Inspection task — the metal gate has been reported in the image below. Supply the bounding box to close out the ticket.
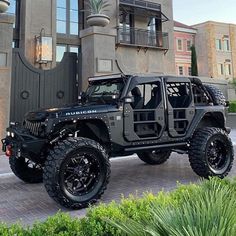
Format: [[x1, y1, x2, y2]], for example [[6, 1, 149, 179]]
[[10, 49, 78, 122]]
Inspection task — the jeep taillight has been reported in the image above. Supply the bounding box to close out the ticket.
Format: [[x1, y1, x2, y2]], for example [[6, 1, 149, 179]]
[[6, 145, 12, 157]]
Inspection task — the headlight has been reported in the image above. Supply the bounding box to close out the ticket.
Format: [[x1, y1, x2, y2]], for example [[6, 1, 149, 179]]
[[11, 132, 15, 138], [7, 131, 11, 136]]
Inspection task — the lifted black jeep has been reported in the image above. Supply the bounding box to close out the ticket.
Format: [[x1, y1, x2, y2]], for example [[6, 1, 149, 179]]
[[2, 74, 234, 209]]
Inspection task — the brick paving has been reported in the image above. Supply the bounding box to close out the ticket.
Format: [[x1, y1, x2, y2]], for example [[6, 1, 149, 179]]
[[0, 130, 235, 225]]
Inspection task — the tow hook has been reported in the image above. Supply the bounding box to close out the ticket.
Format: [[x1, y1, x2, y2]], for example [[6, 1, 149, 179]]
[[5, 145, 12, 157]]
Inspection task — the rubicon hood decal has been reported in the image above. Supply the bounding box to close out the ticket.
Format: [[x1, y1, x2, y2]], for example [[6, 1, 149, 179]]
[[65, 110, 97, 116]]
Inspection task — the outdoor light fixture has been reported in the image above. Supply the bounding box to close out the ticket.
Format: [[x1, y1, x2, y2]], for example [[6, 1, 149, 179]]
[[35, 28, 53, 64], [0, 0, 10, 13]]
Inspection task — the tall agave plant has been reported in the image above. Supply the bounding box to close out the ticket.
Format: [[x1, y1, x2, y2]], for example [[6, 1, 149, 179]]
[[87, 0, 110, 15], [86, 0, 111, 27]]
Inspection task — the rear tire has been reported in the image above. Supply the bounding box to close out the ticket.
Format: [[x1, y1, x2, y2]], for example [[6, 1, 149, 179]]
[[189, 127, 234, 178], [9, 155, 43, 183], [138, 150, 171, 165], [43, 137, 110, 209]]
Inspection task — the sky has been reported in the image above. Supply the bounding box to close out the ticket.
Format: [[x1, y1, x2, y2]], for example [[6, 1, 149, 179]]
[[173, 0, 236, 26]]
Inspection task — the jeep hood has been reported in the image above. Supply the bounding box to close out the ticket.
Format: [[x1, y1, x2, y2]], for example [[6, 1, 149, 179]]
[[25, 103, 119, 122]]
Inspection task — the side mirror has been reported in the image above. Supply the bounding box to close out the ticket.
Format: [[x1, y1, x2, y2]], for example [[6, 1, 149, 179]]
[[124, 96, 134, 104]]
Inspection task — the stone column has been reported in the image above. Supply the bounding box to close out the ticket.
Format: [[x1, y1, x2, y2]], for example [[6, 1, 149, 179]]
[[0, 14, 14, 139], [80, 27, 118, 91]]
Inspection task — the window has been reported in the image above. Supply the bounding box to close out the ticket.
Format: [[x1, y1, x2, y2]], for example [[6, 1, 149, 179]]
[[56, 45, 67, 62], [178, 66, 184, 75], [177, 39, 183, 51], [218, 63, 224, 75], [147, 17, 162, 47], [224, 39, 230, 51], [57, 0, 66, 34], [6, 0, 20, 47], [225, 64, 232, 76], [56, 45, 79, 62], [216, 39, 222, 51], [186, 40, 192, 51], [188, 67, 192, 76], [56, 0, 79, 35], [69, 46, 79, 54], [148, 18, 157, 46], [119, 10, 133, 43]]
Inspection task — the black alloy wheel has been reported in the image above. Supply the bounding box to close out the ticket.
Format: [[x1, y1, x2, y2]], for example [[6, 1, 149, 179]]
[[189, 127, 234, 178], [43, 137, 110, 209], [206, 138, 231, 175], [61, 149, 103, 198]]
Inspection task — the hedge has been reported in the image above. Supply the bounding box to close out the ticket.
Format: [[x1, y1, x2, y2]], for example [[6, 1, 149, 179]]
[[229, 101, 236, 113], [1, 178, 236, 236]]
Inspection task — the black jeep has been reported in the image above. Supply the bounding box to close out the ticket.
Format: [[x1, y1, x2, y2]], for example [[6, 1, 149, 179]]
[[2, 74, 234, 209]]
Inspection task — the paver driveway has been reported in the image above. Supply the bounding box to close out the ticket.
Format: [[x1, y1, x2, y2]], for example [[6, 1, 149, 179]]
[[0, 130, 235, 225]]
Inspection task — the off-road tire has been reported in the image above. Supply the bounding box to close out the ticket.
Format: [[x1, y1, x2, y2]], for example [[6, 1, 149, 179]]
[[189, 127, 234, 178], [9, 156, 43, 183], [43, 137, 110, 209], [204, 84, 226, 106], [138, 151, 171, 165]]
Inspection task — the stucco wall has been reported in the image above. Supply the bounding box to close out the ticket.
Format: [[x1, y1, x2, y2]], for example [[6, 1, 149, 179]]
[[112, 0, 175, 75], [19, 0, 57, 69], [0, 14, 14, 139]]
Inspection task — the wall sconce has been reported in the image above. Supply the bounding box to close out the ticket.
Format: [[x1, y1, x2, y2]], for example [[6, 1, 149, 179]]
[[35, 28, 53, 64]]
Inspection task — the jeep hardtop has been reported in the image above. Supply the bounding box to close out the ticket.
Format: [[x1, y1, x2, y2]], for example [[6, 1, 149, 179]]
[[2, 74, 234, 209]]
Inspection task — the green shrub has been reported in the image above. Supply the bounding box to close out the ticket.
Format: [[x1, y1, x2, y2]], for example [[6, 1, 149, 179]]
[[0, 223, 27, 236], [1, 178, 236, 236], [229, 101, 236, 113], [108, 178, 236, 236], [30, 212, 81, 236]]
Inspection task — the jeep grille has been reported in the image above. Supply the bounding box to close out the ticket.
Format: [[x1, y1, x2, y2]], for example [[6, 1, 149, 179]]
[[23, 120, 44, 137]]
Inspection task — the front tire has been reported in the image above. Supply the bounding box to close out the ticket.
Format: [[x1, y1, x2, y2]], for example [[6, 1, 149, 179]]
[[189, 128, 234, 178], [9, 155, 43, 183], [43, 137, 110, 209], [138, 150, 171, 165]]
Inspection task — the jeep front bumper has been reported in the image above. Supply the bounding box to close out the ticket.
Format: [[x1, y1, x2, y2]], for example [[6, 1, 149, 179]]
[[1, 124, 46, 162]]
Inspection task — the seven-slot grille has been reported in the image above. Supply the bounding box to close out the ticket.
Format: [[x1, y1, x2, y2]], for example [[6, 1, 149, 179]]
[[24, 120, 42, 137]]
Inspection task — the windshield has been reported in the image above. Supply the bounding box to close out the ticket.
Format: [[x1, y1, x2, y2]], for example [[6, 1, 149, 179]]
[[86, 79, 125, 104]]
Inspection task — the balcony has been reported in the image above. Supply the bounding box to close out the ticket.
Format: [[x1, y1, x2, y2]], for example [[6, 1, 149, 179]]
[[117, 27, 169, 50]]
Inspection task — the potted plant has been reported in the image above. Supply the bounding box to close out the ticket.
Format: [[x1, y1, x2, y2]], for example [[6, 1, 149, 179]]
[[86, 0, 110, 27], [0, 0, 10, 13]]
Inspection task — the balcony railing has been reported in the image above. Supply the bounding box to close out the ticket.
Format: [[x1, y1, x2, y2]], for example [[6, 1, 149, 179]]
[[117, 27, 169, 50]]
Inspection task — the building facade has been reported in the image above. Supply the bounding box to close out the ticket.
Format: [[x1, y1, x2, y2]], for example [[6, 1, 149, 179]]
[[193, 21, 236, 80], [6, 0, 175, 76], [174, 21, 197, 76]]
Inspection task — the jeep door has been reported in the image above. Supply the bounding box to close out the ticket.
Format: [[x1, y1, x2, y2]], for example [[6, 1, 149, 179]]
[[123, 77, 165, 142], [165, 77, 195, 137]]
